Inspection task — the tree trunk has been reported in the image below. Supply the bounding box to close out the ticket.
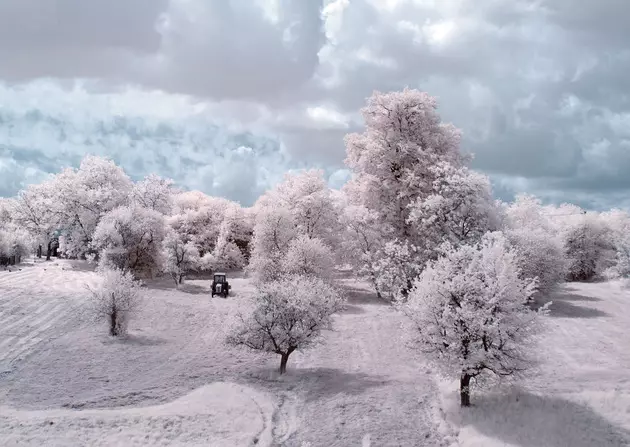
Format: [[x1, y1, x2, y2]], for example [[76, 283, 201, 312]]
[[178, 274, 184, 285], [37, 245, 42, 258], [279, 352, 290, 374], [110, 309, 118, 336], [46, 241, 52, 261], [460, 373, 472, 407]]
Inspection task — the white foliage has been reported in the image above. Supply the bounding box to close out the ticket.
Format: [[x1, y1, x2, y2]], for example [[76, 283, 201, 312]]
[[408, 162, 499, 261], [88, 269, 142, 337], [282, 235, 334, 281], [92, 205, 165, 276], [373, 240, 422, 301], [400, 231, 542, 406], [9, 182, 60, 259], [247, 206, 297, 283], [227, 274, 345, 373], [563, 214, 614, 281], [132, 173, 176, 215], [344, 88, 465, 242], [338, 203, 382, 281], [256, 169, 339, 244], [162, 230, 200, 285], [54, 156, 133, 258], [0, 225, 32, 261], [504, 195, 567, 295]]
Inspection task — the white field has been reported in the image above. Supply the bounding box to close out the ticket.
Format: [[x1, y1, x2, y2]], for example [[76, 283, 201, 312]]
[[0, 259, 629, 446]]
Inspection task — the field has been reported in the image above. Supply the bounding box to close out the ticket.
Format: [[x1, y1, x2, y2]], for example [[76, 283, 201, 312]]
[[0, 259, 629, 446]]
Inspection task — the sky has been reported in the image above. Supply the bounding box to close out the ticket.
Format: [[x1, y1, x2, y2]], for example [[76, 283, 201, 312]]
[[0, 0, 629, 209]]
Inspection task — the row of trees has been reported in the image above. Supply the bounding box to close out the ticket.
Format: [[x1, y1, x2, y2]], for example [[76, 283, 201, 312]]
[[0, 159, 253, 283]]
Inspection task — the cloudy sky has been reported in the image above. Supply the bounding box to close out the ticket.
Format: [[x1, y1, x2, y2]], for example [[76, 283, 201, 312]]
[[0, 0, 628, 209]]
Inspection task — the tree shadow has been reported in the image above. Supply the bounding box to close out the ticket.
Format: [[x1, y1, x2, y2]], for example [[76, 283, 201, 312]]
[[464, 390, 630, 447], [344, 287, 390, 306], [62, 260, 97, 272], [143, 278, 209, 295], [340, 304, 366, 314], [246, 367, 387, 402], [178, 283, 210, 295], [102, 334, 168, 346], [532, 291, 608, 318], [551, 291, 602, 302], [298, 368, 388, 402]]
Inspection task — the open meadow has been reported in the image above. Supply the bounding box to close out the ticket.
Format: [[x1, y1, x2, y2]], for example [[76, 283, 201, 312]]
[[0, 258, 628, 446]]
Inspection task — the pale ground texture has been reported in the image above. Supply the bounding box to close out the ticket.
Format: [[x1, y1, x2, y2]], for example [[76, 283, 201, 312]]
[[1, 260, 629, 446], [438, 281, 630, 447], [0, 260, 445, 446]]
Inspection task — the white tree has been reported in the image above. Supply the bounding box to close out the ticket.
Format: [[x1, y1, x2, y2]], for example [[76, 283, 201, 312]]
[[563, 214, 613, 281], [256, 169, 340, 244], [503, 195, 567, 296], [227, 275, 345, 374], [132, 173, 176, 215], [408, 162, 499, 267], [53, 155, 133, 258], [0, 226, 32, 266], [88, 269, 142, 337], [92, 205, 165, 277], [338, 202, 384, 297], [281, 235, 335, 281], [400, 232, 542, 407], [343, 89, 477, 295], [247, 206, 297, 283], [201, 203, 248, 271], [10, 182, 60, 260], [162, 230, 200, 286], [169, 191, 248, 263], [344, 89, 464, 243], [372, 240, 422, 301]]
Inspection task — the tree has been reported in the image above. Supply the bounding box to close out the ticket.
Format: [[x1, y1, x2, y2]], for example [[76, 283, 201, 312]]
[[227, 275, 345, 374], [92, 205, 165, 277], [247, 206, 297, 283], [88, 269, 142, 336], [343, 89, 469, 295], [563, 215, 612, 281], [338, 202, 384, 297], [131, 173, 176, 215], [256, 169, 339, 244], [162, 230, 199, 286], [400, 232, 542, 407], [503, 195, 567, 296], [53, 155, 133, 258], [281, 235, 335, 281], [344, 89, 464, 243], [408, 162, 499, 263], [200, 203, 248, 271], [10, 182, 60, 260]]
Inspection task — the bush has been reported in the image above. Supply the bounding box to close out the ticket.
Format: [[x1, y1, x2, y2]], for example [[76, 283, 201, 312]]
[[89, 269, 142, 337]]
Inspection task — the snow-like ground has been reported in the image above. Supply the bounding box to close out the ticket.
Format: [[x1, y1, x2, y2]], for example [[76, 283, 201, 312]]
[[443, 281, 630, 447], [1, 260, 629, 446]]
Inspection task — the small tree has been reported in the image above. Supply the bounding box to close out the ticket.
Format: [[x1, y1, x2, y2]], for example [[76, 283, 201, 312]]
[[89, 269, 142, 337], [400, 232, 542, 407], [227, 275, 345, 374], [162, 230, 199, 286]]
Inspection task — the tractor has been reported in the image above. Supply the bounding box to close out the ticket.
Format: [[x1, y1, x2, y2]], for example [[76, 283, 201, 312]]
[[211, 272, 231, 298]]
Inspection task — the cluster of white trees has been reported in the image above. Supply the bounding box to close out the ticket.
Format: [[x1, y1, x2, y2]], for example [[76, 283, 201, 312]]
[[1, 156, 253, 282], [4, 88, 630, 404]]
